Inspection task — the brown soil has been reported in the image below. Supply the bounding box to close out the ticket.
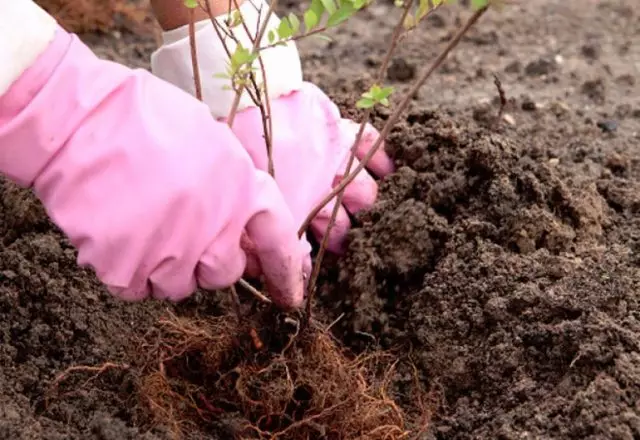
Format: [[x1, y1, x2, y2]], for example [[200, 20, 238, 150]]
[[3, 0, 639, 439]]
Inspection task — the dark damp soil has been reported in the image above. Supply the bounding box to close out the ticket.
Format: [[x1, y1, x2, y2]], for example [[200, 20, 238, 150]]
[[2, 0, 639, 439]]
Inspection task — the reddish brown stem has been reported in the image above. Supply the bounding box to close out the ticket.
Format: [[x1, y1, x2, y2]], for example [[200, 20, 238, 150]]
[[230, 0, 275, 176], [299, 5, 489, 240], [304, 0, 417, 317], [188, 7, 203, 101], [227, 0, 278, 126]]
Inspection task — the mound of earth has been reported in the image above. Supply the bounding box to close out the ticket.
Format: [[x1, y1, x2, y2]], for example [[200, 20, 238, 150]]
[[1, 0, 639, 439], [317, 101, 640, 439]]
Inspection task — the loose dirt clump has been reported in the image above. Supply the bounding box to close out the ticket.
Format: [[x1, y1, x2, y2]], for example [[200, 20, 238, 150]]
[[316, 103, 640, 438], [134, 310, 430, 439], [2, 1, 640, 439]]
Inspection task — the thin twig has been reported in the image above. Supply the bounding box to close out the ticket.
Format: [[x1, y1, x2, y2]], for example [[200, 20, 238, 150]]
[[201, 2, 262, 108], [229, 285, 243, 321], [304, 0, 416, 314], [227, 0, 279, 126], [493, 72, 506, 123], [231, 0, 275, 176], [299, 5, 490, 238], [199, 0, 273, 303], [238, 278, 272, 303], [188, 7, 203, 101], [206, 0, 275, 176], [258, 26, 328, 51], [325, 312, 345, 332]]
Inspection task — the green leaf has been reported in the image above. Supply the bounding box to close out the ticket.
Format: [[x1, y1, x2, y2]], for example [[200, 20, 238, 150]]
[[230, 45, 256, 71], [308, 0, 326, 22], [319, 0, 337, 15], [288, 13, 301, 34], [471, 0, 489, 9], [403, 14, 415, 29], [327, 2, 356, 27], [372, 85, 394, 100], [356, 97, 376, 109], [277, 18, 294, 39], [229, 9, 243, 27], [303, 9, 319, 30], [416, 0, 430, 21], [183, 0, 198, 8], [268, 29, 277, 44], [357, 85, 394, 109], [313, 34, 333, 43]]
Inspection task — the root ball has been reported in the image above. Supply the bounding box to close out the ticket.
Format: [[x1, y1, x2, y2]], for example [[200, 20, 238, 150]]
[[136, 311, 429, 439]]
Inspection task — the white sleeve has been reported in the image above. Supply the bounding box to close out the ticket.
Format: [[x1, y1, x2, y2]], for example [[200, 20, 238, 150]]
[[0, 1, 58, 96], [150, 0, 303, 119]]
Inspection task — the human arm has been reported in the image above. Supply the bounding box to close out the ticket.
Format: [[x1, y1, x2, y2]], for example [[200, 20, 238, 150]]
[[0, 1, 308, 308], [150, 0, 395, 253]]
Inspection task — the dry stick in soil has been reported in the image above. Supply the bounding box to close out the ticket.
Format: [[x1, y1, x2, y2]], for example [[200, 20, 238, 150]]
[[299, 4, 490, 252], [304, 0, 421, 321], [493, 72, 507, 126]]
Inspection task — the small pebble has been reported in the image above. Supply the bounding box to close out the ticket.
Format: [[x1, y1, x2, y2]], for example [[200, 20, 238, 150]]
[[597, 120, 618, 133], [502, 114, 516, 125], [525, 57, 555, 76], [581, 43, 601, 60], [554, 54, 564, 65]]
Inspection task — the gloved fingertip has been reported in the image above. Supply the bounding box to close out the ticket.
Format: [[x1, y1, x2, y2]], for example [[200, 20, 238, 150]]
[[339, 119, 395, 178], [310, 203, 351, 255], [334, 160, 379, 215], [265, 274, 305, 309], [358, 125, 395, 178], [245, 210, 307, 310]]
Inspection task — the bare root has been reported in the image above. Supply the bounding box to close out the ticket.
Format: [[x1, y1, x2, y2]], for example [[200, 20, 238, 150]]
[[136, 310, 431, 439]]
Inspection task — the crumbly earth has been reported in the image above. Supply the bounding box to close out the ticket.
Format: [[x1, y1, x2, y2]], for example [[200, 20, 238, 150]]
[[2, 0, 639, 438]]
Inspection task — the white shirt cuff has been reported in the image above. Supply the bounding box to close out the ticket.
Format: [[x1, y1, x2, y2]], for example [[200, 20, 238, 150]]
[[150, 0, 303, 119], [0, 1, 58, 97]]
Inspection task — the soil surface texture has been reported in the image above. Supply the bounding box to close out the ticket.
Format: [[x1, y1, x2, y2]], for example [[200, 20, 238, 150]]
[[2, 0, 639, 439]]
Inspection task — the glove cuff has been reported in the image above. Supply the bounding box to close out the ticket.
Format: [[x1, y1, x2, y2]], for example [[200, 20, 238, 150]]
[[0, 1, 58, 97], [150, 0, 303, 119]]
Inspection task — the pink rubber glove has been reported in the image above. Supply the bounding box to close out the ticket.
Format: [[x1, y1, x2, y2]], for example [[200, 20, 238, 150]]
[[0, 2, 307, 308], [151, 0, 395, 254]]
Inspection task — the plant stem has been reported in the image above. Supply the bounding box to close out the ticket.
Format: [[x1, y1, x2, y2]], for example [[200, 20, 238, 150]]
[[227, 0, 278, 127], [304, 0, 416, 319], [299, 5, 489, 238], [231, 0, 275, 177], [188, 7, 203, 101], [202, 1, 275, 176], [257, 26, 328, 51]]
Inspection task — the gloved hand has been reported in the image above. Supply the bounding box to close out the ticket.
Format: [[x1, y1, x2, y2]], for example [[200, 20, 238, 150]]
[[0, 1, 307, 308], [150, 0, 395, 254]]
